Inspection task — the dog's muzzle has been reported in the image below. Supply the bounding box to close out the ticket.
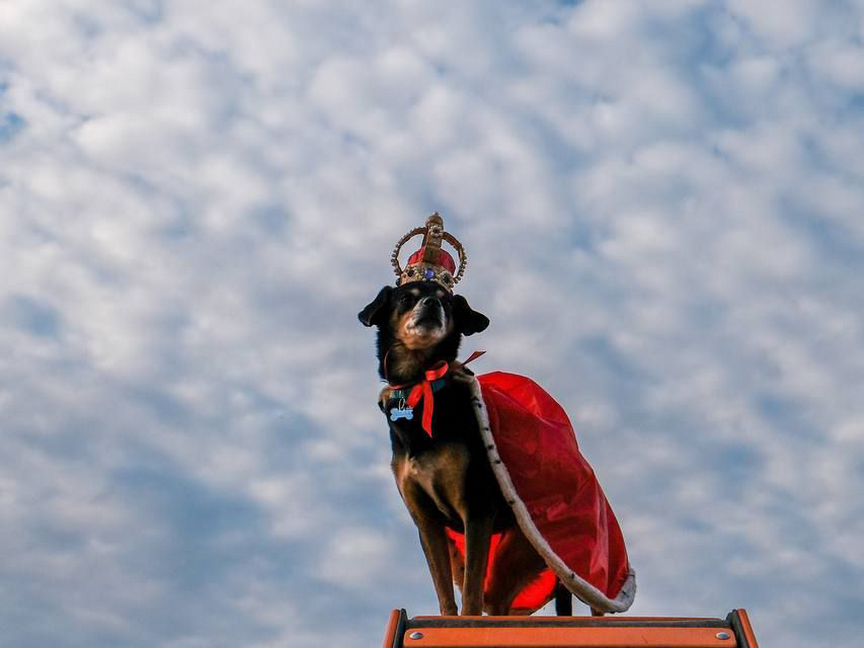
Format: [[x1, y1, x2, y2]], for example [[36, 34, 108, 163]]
[[412, 297, 445, 330]]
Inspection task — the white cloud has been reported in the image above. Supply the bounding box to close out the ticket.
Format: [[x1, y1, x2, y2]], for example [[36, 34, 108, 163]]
[[726, 0, 823, 49], [2, 0, 864, 646]]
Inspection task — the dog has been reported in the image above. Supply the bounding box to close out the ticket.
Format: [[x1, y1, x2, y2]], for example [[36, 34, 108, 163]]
[[359, 280, 550, 616]]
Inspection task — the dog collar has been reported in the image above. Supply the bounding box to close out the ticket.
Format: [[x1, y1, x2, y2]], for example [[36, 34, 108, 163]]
[[387, 378, 448, 403], [384, 361, 450, 437], [381, 352, 486, 437]]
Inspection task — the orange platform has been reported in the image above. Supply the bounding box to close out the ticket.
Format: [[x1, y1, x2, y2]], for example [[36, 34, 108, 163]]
[[382, 609, 759, 648]]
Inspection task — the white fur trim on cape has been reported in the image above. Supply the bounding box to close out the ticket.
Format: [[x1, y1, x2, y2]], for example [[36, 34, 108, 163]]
[[467, 375, 637, 613]]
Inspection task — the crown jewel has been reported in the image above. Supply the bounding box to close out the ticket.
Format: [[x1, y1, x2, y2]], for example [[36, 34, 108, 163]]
[[391, 213, 467, 291]]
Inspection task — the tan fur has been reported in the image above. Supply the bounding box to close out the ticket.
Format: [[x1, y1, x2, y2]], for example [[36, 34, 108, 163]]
[[394, 444, 470, 524], [393, 447, 471, 616], [396, 314, 451, 350], [386, 338, 432, 379]]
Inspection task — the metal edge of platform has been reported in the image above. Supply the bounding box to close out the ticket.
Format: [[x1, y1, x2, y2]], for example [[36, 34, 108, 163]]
[[383, 609, 408, 648], [385, 609, 759, 648], [727, 609, 759, 648], [406, 617, 730, 629]]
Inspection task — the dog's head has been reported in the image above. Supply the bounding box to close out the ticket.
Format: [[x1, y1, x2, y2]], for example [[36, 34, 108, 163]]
[[358, 282, 489, 382]]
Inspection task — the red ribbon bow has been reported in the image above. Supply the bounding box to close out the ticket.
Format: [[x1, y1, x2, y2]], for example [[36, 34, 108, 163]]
[[405, 361, 450, 437], [390, 351, 486, 438]]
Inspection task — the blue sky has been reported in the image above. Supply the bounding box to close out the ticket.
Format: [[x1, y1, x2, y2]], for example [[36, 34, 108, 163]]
[[1, 1, 863, 646]]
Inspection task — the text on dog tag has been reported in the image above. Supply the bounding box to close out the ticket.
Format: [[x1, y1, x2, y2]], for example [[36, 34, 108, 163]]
[[390, 407, 414, 421]]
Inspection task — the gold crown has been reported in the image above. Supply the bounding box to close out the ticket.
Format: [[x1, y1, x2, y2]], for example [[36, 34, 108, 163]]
[[390, 213, 467, 292]]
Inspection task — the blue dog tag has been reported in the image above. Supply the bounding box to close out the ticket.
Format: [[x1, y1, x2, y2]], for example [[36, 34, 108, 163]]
[[390, 406, 414, 421]]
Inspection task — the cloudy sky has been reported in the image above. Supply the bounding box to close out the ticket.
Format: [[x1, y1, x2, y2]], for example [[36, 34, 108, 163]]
[[2, 0, 864, 646]]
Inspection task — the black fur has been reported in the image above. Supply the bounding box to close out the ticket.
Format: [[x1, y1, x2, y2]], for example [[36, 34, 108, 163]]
[[359, 281, 542, 616]]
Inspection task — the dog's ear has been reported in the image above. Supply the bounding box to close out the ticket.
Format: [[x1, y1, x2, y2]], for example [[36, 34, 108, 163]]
[[453, 294, 489, 336], [358, 286, 394, 327]]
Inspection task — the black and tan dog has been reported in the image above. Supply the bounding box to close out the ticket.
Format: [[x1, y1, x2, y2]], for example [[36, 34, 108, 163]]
[[359, 279, 549, 615]]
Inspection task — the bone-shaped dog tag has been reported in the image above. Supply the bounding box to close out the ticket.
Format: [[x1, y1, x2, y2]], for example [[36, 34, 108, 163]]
[[390, 406, 414, 421]]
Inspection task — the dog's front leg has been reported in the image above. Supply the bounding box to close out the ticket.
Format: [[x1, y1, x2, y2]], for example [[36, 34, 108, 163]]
[[402, 481, 458, 615], [415, 515, 458, 616], [461, 515, 493, 615]]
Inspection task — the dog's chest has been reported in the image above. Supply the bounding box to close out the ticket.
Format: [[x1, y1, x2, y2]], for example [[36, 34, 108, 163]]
[[394, 443, 470, 524]]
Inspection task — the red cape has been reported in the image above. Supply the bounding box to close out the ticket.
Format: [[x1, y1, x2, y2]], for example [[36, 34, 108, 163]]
[[447, 372, 635, 613]]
